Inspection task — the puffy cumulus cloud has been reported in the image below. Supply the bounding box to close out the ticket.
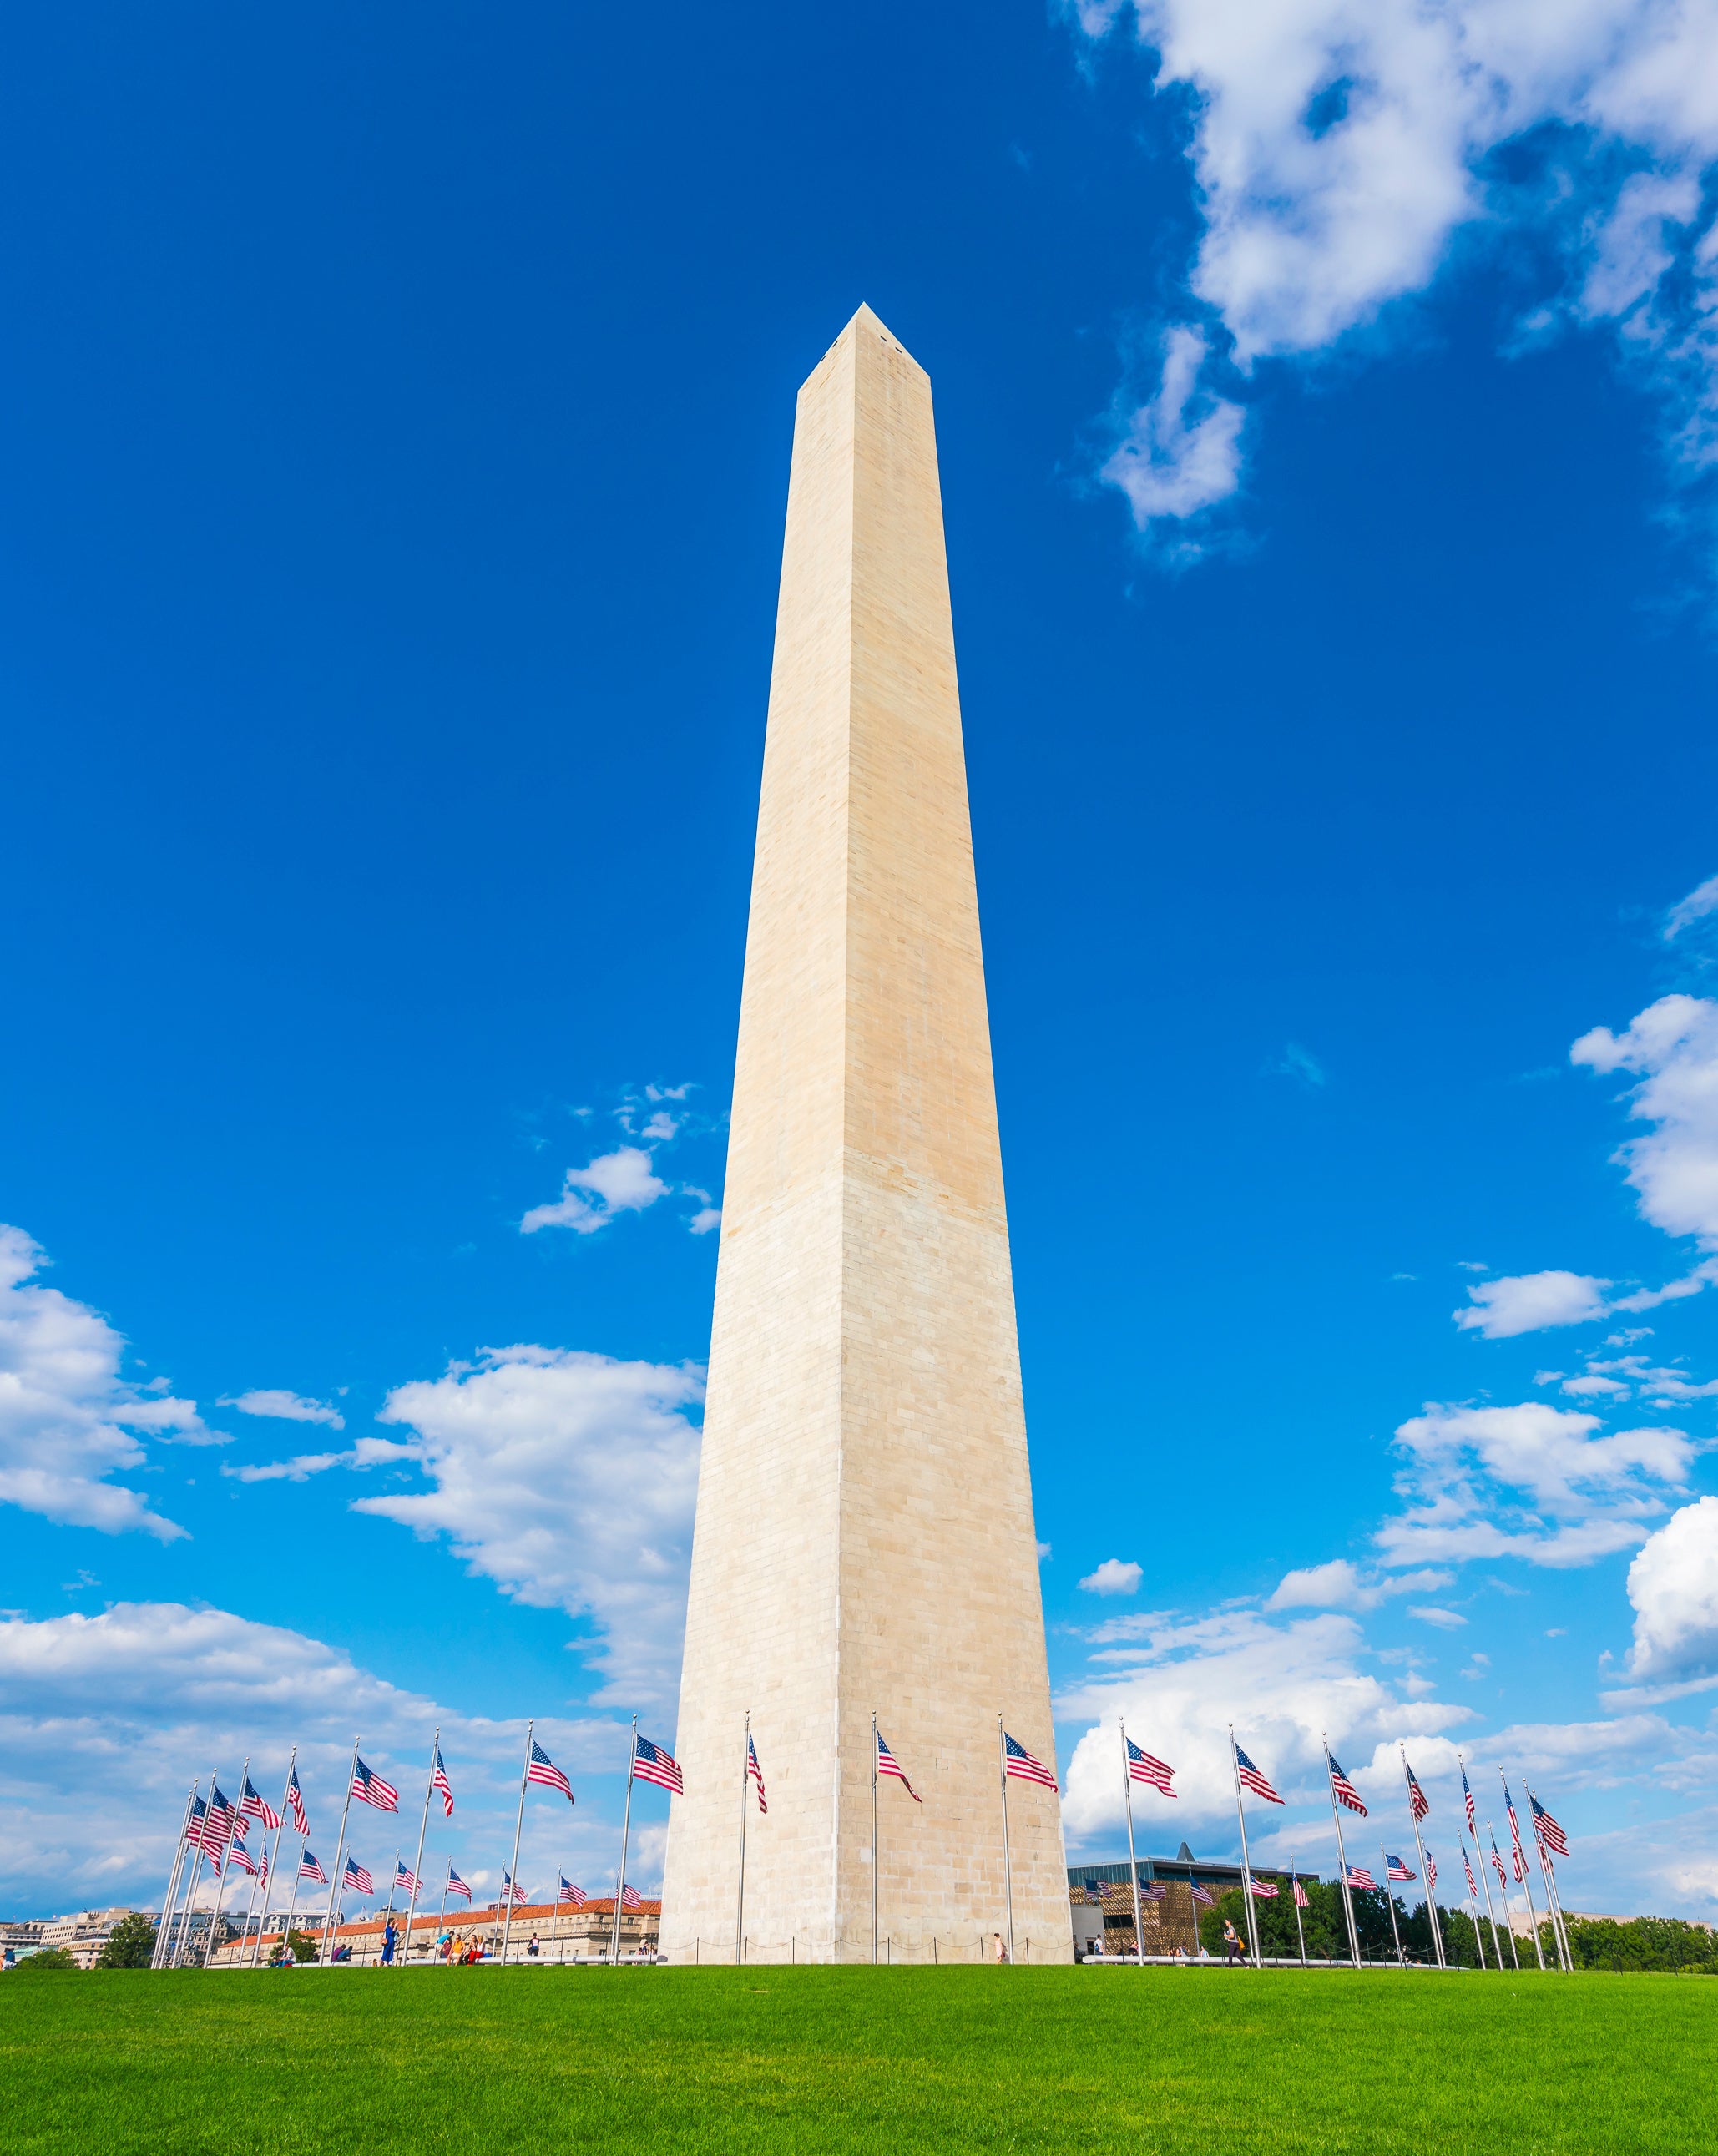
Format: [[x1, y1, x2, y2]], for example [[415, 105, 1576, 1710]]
[[0, 1224, 226, 1543], [1071, 2, 1718, 544], [1380, 1400, 1698, 1567], [1079, 1558, 1144, 1596], [0, 1602, 631, 1911], [1059, 1606, 1468, 1856], [366, 1347, 704, 1704], [1573, 995, 1718, 1249], [520, 1148, 670, 1235], [1266, 1559, 1453, 1612], [1623, 1495, 1718, 1683], [1453, 1270, 1611, 1338], [220, 1390, 344, 1429]]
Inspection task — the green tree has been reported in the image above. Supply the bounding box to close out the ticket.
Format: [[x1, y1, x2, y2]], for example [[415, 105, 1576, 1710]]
[[13, 1947, 78, 1973], [94, 1911, 157, 1969], [1564, 1917, 1718, 1974], [268, 1928, 318, 1965]]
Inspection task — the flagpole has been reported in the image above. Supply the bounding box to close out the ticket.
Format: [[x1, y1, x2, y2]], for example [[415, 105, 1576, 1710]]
[[1323, 1734, 1361, 1967], [1487, 1830, 1521, 1970], [736, 1713, 750, 1968], [236, 1839, 262, 1968], [1469, 1873, 1488, 1968], [871, 1710, 880, 1966], [1527, 1784, 1574, 1967], [437, 1866, 450, 1949], [500, 1719, 533, 1968], [250, 1753, 292, 1968], [1228, 1728, 1261, 1966], [321, 1736, 361, 1966], [280, 1837, 303, 1966], [153, 1784, 197, 1968], [401, 1726, 437, 1971], [611, 1715, 637, 1965], [1119, 1720, 1143, 1966], [1501, 1774, 1546, 1971], [1382, 1847, 1406, 1964], [1400, 1745, 1444, 1970], [1472, 1831, 1503, 1968], [1290, 1861, 1307, 1966], [998, 1716, 1016, 1966], [204, 1755, 247, 1966], [177, 1768, 220, 1968]]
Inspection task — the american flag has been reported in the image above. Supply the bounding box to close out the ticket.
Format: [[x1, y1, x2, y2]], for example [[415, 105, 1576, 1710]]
[[344, 1858, 375, 1896], [502, 1871, 528, 1906], [1126, 1737, 1177, 1797], [1463, 1845, 1478, 1897], [1292, 1878, 1310, 1909], [634, 1735, 684, 1795], [1346, 1865, 1377, 1891], [446, 1866, 472, 1901], [1249, 1878, 1280, 1899], [183, 1798, 210, 1848], [1385, 1853, 1415, 1881], [1531, 1793, 1569, 1857], [432, 1747, 454, 1819], [351, 1757, 399, 1812], [240, 1775, 282, 1832], [1489, 1838, 1508, 1890], [299, 1850, 327, 1885], [1426, 1851, 1438, 1893], [204, 1785, 235, 1845], [747, 1734, 768, 1815], [396, 1860, 422, 1894], [1327, 1754, 1367, 1815], [1512, 1842, 1526, 1884], [1404, 1759, 1430, 1822], [287, 1765, 310, 1837], [1191, 1882, 1215, 1907], [621, 1883, 644, 1911], [527, 1738, 574, 1803], [874, 1729, 922, 1803], [1141, 1882, 1169, 1901], [228, 1839, 260, 1876], [1003, 1733, 1058, 1791], [558, 1876, 587, 1908], [1234, 1745, 1286, 1805], [1463, 1764, 1476, 1836], [1504, 1783, 1531, 1883]]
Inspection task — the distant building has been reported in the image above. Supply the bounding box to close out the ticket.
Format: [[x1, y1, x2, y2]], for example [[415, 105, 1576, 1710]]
[[1, 1908, 154, 1970], [1067, 1846, 1321, 1957], [213, 1898, 662, 1967]]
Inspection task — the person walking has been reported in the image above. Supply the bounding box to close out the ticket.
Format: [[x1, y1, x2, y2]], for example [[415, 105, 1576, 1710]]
[[1222, 1917, 1247, 1967], [991, 1931, 1009, 1964], [381, 1918, 397, 1967]]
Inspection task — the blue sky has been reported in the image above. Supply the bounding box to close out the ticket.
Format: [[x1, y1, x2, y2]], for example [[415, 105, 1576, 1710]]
[[8, 0, 1718, 1925]]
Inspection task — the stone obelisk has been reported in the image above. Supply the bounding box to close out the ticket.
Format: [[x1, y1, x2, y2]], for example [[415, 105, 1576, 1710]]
[[661, 305, 1067, 1964]]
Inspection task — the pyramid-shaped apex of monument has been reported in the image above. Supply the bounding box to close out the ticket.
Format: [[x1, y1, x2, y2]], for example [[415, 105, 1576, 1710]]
[[829, 301, 919, 366]]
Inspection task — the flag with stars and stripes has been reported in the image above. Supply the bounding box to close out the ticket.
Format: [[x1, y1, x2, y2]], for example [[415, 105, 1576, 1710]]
[[446, 1866, 472, 1901], [747, 1734, 768, 1814], [1386, 1853, 1415, 1881], [1248, 1878, 1280, 1898], [1489, 1837, 1509, 1890], [558, 1876, 586, 1907], [1141, 1882, 1169, 1901], [396, 1859, 422, 1894], [621, 1884, 644, 1911], [343, 1858, 375, 1896], [227, 1838, 260, 1876], [286, 1765, 310, 1837], [1126, 1737, 1176, 1797], [1328, 1755, 1367, 1815], [502, 1871, 528, 1906], [1235, 1745, 1286, 1805], [527, 1739, 574, 1803], [633, 1734, 684, 1795], [203, 1785, 235, 1845], [1531, 1793, 1569, 1856], [1463, 1845, 1478, 1898], [240, 1775, 282, 1832], [1426, 1851, 1438, 1893], [183, 1798, 210, 1849], [351, 1757, 399, 1812], [299, 1850, 327, 1885], [432, 1747, 454, 1818], [1346, 1865, 1377, 1891], [1191, 1882, 1215, 1907], [1463, 1764, 1477, 1836], [1003, 1733, 1058, 1791], [1404, 1759, 1430, 1821], [875, 1729, 921, 1803], [1293, 1877, 1310, 1909]]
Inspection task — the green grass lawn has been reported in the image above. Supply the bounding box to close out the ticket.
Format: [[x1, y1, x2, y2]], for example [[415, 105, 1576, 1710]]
[[3, 1965, 1711, 2153]]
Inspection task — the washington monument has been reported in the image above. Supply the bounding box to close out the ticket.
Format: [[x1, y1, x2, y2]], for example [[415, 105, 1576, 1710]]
[[660, 305, 1067, 1963]]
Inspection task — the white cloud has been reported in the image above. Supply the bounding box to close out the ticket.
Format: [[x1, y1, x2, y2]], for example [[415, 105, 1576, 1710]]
[[1453, 1270, 1611, 1338], [520, 1148, 670, 1235], [0, 1601, 634, 1912], [1573, 996, 1718, 1249], [1379, 1400, 1698, 1567], [1079, 1558, 1144, 1597], [1625, 1495, 1718, 1681], [365, 1346, 704, 1703], [1266, 1559, 1453, 1612], [1100, 325, 1246, 539], [1407, 1605, 1468, 1629], [1073, 2, 1718, 543], [220, 1437, 416, 1485], [1665, 871, 1718, 941], [220, 1390, 345, 1430], [639, 1113, 680, 1142], [0, 1225, 227, 1543], [687, 1209, 722, 1236]]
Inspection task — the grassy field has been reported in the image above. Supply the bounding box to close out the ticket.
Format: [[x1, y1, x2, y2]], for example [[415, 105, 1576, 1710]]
[[3, 1965, 1713, 2153]]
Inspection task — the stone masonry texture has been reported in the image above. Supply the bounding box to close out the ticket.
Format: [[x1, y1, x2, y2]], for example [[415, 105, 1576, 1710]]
[[659, 306, 1069, 1965]]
